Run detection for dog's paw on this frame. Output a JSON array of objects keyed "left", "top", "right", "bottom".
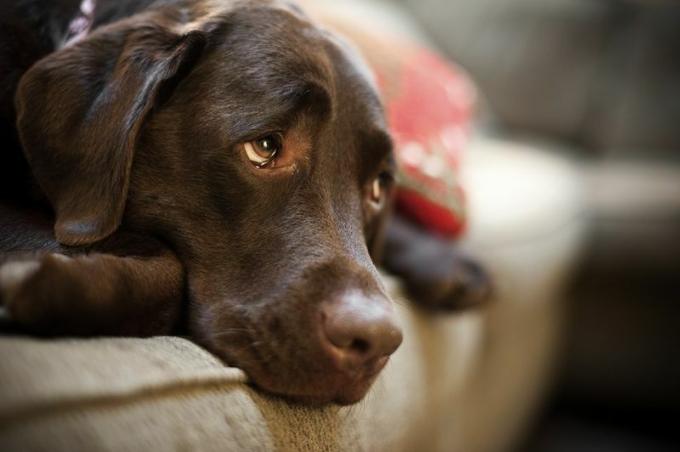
[
  {"left": 382, "top": 215, "right": 493, "bottom": 311},
  {"left": 402, "top": 253, "right": 492, "bottom": 311},
  {"left": 0, "top": 254, "right": 72, "bottom": 332}
]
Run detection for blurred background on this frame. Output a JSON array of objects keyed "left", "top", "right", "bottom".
[
  {"left": 1, "top": 1, "right": 677, "bottom": 451},
  {"left": 350, "top": 0, "right": 680, "bottom": 450}
]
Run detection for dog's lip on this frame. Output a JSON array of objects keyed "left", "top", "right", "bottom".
[
  {"left": 332, "top": 374, "right": 381, "bottom": 405},
  {"left": 236, "top": 347, "right": 389, "bottom": 405},
  {"left": 250, "top": 367, "right": 385, "bottom": 406},
  {"left": 206, "top": 315, "right": 392, "bottom": 405},
  {"left": 330, "top": 357, "right": 389, "bottom": 405}
]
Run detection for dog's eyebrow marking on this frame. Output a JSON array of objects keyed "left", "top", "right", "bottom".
[
  {"left": 227, "top": 82, "right": 327, "bottom": 142},
  {"left": 359, "top": 128, "right": 394, "bottom": 179}
]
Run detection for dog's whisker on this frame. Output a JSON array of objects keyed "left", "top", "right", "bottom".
[{"left": 211, "top": 328, "right": 253, "bottom": 339}]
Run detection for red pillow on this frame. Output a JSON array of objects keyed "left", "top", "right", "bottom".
[
  {"left": 370, "top": 38, "right": 475, "bottom": 238},
  {"left": 300, "top": 4, "right": 476, "bottom": 238}
]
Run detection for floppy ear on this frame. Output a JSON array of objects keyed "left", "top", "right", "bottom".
[{"left": 15, "top": 22, "right": 206, "bottom": 246}]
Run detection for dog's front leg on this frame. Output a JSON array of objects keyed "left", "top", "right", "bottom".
[
  {"left": 381, "top": 214, "right": 492, "bottom": 311},
  {"left": 0, "top": 241, "right": 184, "bottom": 336}
]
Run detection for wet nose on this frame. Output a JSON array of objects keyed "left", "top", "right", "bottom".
[{"left": 321, "top": 292, "right": 403, "bottom": 371}]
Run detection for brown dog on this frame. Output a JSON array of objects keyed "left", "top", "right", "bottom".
[{"left": 0, "top": 0, "right": 489, "bottom": 405}]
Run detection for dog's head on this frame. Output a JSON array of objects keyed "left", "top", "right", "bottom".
[{"left": 15, "top": 0, "right": 402, "bottom": 404}]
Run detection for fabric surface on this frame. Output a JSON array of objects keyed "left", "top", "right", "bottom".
[
  {"left": 0, "top": 2, "right": 587, "bottom": 451},
  {"left": 0, "top": 138, "right": 585, "bottom": 452},
  {"left": 374, "top": 38, "right": 475, "bottom": 238},
  {"left": 0, "top": 277, "right": 484, "bottom": 452},
  {"left": 0, "top": 336, "right": 247, "bottom": 421}
]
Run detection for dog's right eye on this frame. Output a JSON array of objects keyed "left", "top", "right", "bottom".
[
  {"left": 368, "top": 171, "right": 394, "bottom": 208},
  {"left": 244, "top": 133, "right": 282, "bottom": 168}
]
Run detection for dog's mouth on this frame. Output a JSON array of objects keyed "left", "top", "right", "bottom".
[
  {"left": 243, "top": 353, "right": 391, "bottom": 406},
  {"left": 207, "top": 325, "right": 394, "bottom": 405},
  {"left": 191, "top": 266, "right": 402, "bottom": 405}
]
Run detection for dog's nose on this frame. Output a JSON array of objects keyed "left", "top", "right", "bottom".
[{"left": 321, "top": 292, "right": 402, "bottom": 372}]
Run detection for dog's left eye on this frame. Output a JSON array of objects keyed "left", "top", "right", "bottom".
[
  {"left": 370, "top": 171, "right": 393, "bottom": 206},
  {"left": 244, "top": 133, "right": 282, "bottom": 168}
]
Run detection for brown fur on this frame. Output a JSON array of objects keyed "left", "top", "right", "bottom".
[{"left": 0, "top": 0, "right": 489, "bottom": 405}]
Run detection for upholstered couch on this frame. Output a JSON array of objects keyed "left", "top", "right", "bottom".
[
  {"left": 0, "top": 1, "right": 587, "bottom": 451},
  {"left": 396, "top": 0, "right": 680, "bottom": 421},
  {"left": 0, "top": 135, "right": 584, "bottom": 451}
]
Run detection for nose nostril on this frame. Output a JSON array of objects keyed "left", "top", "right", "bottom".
[
  {"left": 321, "top": 293, "right": 403, "bottom": 370},
  {"left": 349, "top": 338, "right": 370, "bottom": 355}
]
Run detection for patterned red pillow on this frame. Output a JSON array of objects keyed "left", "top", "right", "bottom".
[
  {"left": 293, "top": 2, "right": 475, "bottom": 238},
  {"left": 370, "top": 38, "right": 475, "bottom": 238}
]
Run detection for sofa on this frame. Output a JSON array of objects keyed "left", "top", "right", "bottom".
[
  {"left": 0, "top": 1, "right": 588, "bottom": 451},
  {"left": 0, "top": 137, "right": 585, "bottom": 452},
  {"left": 395, "top": 0, "right": 680, "bottom": 446}
]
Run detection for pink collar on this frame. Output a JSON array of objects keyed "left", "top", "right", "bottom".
[{"left": 65, "top": 0, "right": 95, "bottom": 46}]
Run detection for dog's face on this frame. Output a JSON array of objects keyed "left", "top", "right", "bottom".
[{"left": 16, "top": 0, "right": 402, "bottom": 404}]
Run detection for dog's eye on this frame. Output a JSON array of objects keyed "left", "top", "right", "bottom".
[
  {"left": 244, "top": 133, "right": 282, "bottom": 168},
  {"left": 370, "top": 171, "right": 393, "bottom": 205},
  {"left": 371, "top": 179, "right": 382, "bottom": 202}
]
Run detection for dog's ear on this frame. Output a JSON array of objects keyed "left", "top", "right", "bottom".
[{"left": 15, "top": 21, "right": 207, "bottom": 246}]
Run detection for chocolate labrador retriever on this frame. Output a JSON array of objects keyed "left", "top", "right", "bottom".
[{"left": 0, "top": 0, "right": 489, "bottom": 404}]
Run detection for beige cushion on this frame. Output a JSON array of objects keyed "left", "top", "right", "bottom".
[
  {"left": 0, "top": 282, "right": 483, "bottom": 452},
  {"left": 453, "top": 137, "right": 584, "bottom": 452},
  {"left": 0, "top": 137, "right": 585, "bottom": 452}
]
